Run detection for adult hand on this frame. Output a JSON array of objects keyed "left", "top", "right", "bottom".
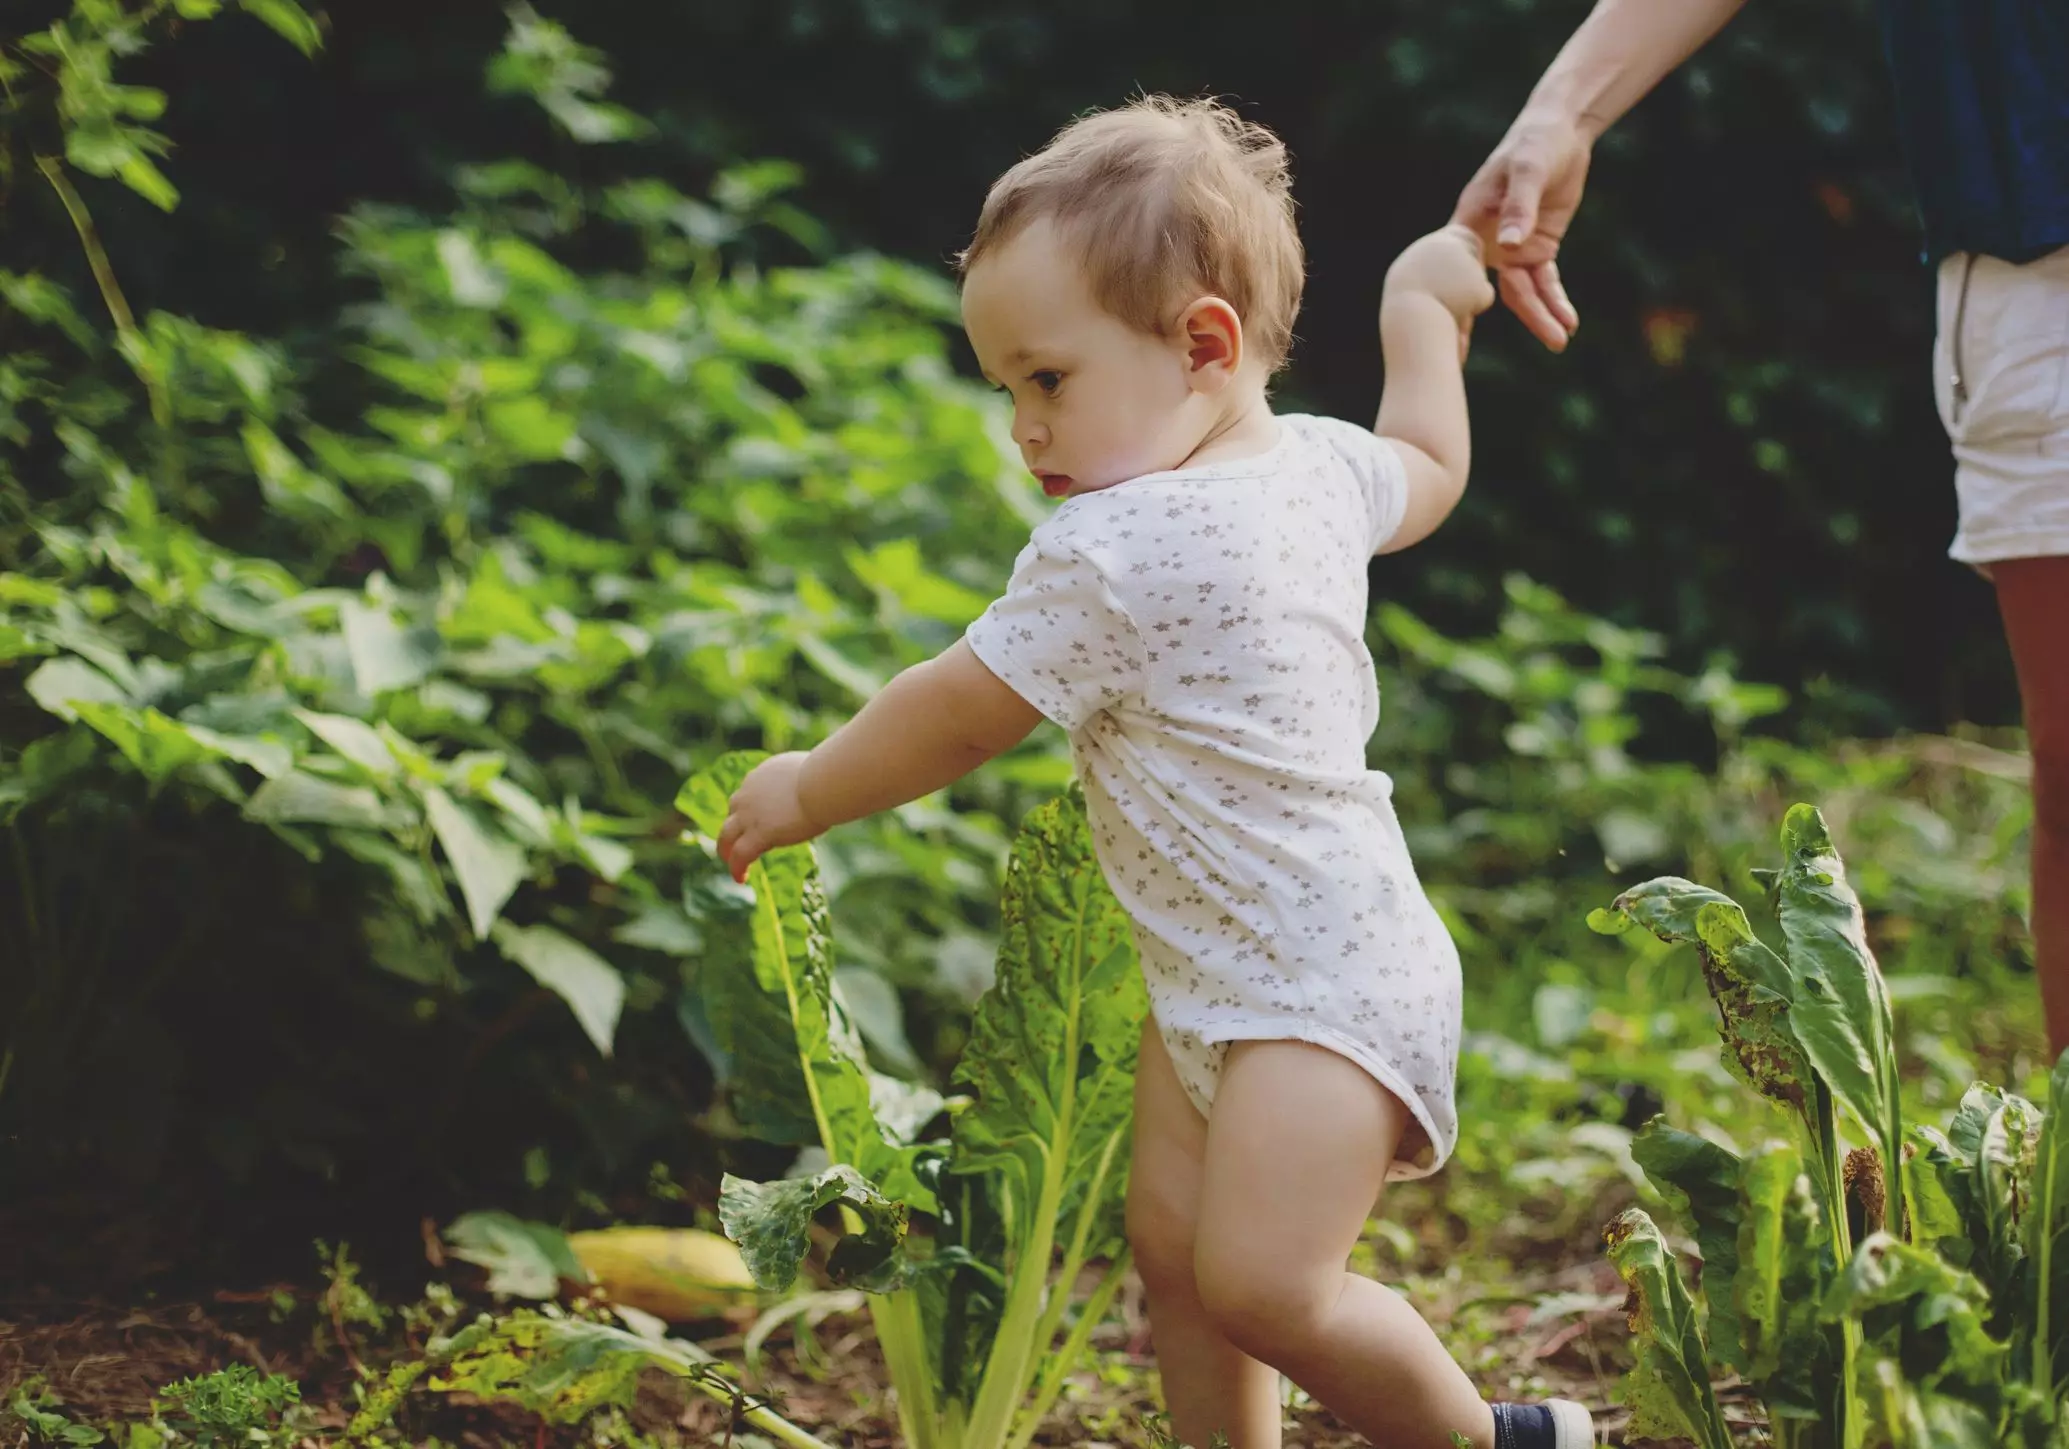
[{"left": 1452, "top": 111, "right": 1592, "bottom": 351}]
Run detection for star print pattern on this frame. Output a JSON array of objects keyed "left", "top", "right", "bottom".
[{"left": 964, "top": 414, "right": 1462, "bottom": 1181}]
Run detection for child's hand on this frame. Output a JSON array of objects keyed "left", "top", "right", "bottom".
[
  {"left": 1383, "top": 225, "right": 1497, "bottom": 359},
  {"left": 717, "top": 751, "right": 821, "bottom": 882}
]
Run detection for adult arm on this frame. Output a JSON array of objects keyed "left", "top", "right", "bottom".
[{"left": 1453, "top": 0, "right": 1752, "bottom": 349}]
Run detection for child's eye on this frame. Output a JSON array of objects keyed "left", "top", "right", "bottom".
[{"left": 1029, "top": 370, "right": 1063, "bottom": 396}]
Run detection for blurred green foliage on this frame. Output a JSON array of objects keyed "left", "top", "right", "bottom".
[{"left": 0, "top": 1, "right": 2048, "bottom": 1317}]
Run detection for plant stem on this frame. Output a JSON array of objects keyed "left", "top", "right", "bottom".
[
  {"left": 35, "top": 152, "right": 182, "bottom": 495},
  {"left": 1006, "top": 1252, "right": 1130, "bottom": 1449}
]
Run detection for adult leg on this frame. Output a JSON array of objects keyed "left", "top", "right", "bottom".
[
  {"left": 1191, "top": 1040, "right": 1495, "bottom": 1449},
  {"left": 1125, "top": 1023, "right": 1283, "bottom": 1449},
  {"left": 1996, "top": 555, "right": 2069, "bottom": 1058}
]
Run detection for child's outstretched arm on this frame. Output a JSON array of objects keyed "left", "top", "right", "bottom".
[
  {"left": 718, "top": 639, "right": 1042, "bottom": 880},
  {"left": 1372, "top": 225, "right": 1496, "bottom": 553}
]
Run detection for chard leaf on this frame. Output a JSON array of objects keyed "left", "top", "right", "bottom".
[
  {"left": 1858, "top": 1357, "right": 1999, "bottom": 1449},
  {"left": 1773, "top": 805, "right": 1907, "bottom": 1238},
  {"left": 1593, "top": 877, "right": 1810, "bottom": 1113},
  {"left": 1823, "top": 1233, "right": 2007, "bottom": 1398},
  {"left": 719, "top": 1165, "right": 908, "bottom": 1295},
  {"left": 949, "top": 790, "right": 1144, "bottom": 1221},
  {"left": 678, "top": 752, "right": 936, "bottom": 1213},
  {"left": 1603, "top": 1208, "right": 1733, "bottom": 1449},
  {"left": 1631, "top": 1118, "right": 1746, "bottom": 1372},
  {"left": 1734, "top": 1140, "right": 1833, "bottom": 1422}
]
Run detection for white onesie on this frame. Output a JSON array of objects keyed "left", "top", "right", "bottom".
[{"left": 964, "top": 413, "right": 1462, "bottom": 1179}]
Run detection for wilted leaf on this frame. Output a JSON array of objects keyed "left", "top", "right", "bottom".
[
  {"left": 1631, "top": 1119, "right": 1747, "bottom": 1371},
  {"left": 719, "top": 1164, "right": 908, "bottom": 1295},
  {"left": 1603, "top": 1209, "right": 1733, "bottom": 1449},
  {"left": 1594, "top": 877, "right": 1809, "bottom": 1113}
]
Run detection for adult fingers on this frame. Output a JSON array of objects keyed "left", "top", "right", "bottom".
[
  {"left": 1496, "top": 155, "right": 1547, "bottom": 251},
  {"left": 1498, "top": 266, "right": 1570, "bottom": 352}
]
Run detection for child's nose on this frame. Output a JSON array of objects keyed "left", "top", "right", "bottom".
[{"left": 1014, "top": 412, "right": 1050, "bottom": 451}]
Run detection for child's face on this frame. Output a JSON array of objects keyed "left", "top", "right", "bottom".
[{"left": 962, "top": 220, "right": 1207, "bottom": 499}]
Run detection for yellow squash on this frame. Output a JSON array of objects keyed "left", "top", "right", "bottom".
[{"left": 567, "top": 1226, "right": 758, "bottom": 1321}]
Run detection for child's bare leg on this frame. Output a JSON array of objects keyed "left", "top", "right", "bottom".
[
  {"left": 1126, "top": 1023, "right": 1283, "bottom": 1449},
  {"left": 1193, "top": 1040, "right": 1495, "bottom": 1449}
]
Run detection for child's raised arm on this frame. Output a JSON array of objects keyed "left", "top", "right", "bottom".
[
  {"left": 1372, "top": 225, "right": 1496, "bottom": 553},
  {"left": 717, "top": 640, "right": 1042, "bottom": 880}
]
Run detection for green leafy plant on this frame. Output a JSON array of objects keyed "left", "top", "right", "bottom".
[
  {"left": 1592, "top": 804, "right": 2069, "bottom": 1447},
  {"left": 5, "top": 1379, "right": 105, "bottom": 1447},
  {"left": 0, "top": 4, "right": 1059, "bottom": 1194},
  {"left": 154, "top": 1366, "right": 301, "bottom": 1449},
  {"left": 678, "top": 754, "right": 1144, "bottom": 1449}
]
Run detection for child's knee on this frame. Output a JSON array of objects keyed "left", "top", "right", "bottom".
[
  {"left": 1192, "top": 1234, "right": 1330, "bottom": 1362},
  {"left": 1126, "top": 1178, "right": 1199, "bottom": 1296}
]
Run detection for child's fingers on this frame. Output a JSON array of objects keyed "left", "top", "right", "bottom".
[{"left": 726, "top": 829, "right": 762, "bottom": 884}]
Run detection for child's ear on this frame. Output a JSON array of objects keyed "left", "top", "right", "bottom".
[{"left": 1177, "top": 296, "right": 1244, "bottom": 391}]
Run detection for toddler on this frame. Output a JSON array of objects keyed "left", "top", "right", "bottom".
[{"left": 720, "top": 96, "right": 1594, "bottom": 1449}]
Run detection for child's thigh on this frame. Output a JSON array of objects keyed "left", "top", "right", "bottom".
[
  {"left": 1197, "top": 1041, "right": 1411, "bottom": 1284},
  {"left": 1126, "top": 1020, "right": 1210, "bottom": 1276}
]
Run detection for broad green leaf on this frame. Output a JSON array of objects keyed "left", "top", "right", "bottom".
[
  {"left": 1592, "top": 878, "right": 1810, "bottom": 1114},
  {"left": 1733, "top": 1140, "right": 1831, "bottom": 1421},
  {"left": 24, "top": 656, "right": 127, "bottom": 722},
  {"left": 244, "top": 771, "right": 393, "bottom": 829},
  {"left": 2029, "top": 1050, "right": 2069, "bottom": 1400},
  {"left": 719, "top": 1165, "right": 909, "bottom": 1295},
  {"left": 0, "top": 623, "right": 51, "bottom": 663},
  {"left": 445, "top": 1211, "right": 587, "bottom": 1299},
  {"left": 677, "top": 753, "right": 933, "bottom": 1212},
  {"left": 294, "top": 709, "right": 395, "bottom": 776},
  {"left": 342, "top": 598, "right": 438, "bottom": 695},
  {"left": 1823, "top": 1233, "right": 2007, "bottom": 1396},
  {"left": 950, "top": 791, "right": 1145, "bottom": 1214},
  {"left": 1858, "top": 1357, "right": 1998, "bottom": 1449},
  {"left": 1631, "top": 1119, "right": 1747, "bottom": 1372},
  {"left": 172, "top": 0, "right": 224, "bottom": 16},
  {"left": 1603, "top": 1209, "right": 1733, "bottom": 1449},
  {"left": 1973, "top": 1090, "right": 2040, "bottom": 1334},
  {"left": 491, "top": 922, "right": 625, "bottom": 1057},
  {"left": 1773, "top": 805, "right": 1906, "bottom": 1236},
  {"left": 947, "top": 790, "right": 1145, "bottom": 1447},
  {"left": 426, "top": 787, "right": 527, "bottom": 938},
  {"left": 74, "top": 703, "right": 292, "bottom": 783}
]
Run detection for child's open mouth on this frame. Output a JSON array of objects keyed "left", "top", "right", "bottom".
[{"left": 1035, "top": 472, "right": 1072, "bottom": 497}]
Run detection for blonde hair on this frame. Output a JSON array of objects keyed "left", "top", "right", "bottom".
[{"left": 957, "top": 95, "right": 1305, "bottom": 374}]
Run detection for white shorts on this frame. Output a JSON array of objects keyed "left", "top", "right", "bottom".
[{"left": 1933, "top": 245, "right": 2069, "bottom": 567}]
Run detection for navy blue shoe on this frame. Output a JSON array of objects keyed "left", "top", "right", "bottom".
[{"left": 1489, "top": 1399, "right": 1594, "bottom": 1449}]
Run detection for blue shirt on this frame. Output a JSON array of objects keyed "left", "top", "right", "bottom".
[{"left": 1879, "top": 0, "right": 2069, "bottom": 263}]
